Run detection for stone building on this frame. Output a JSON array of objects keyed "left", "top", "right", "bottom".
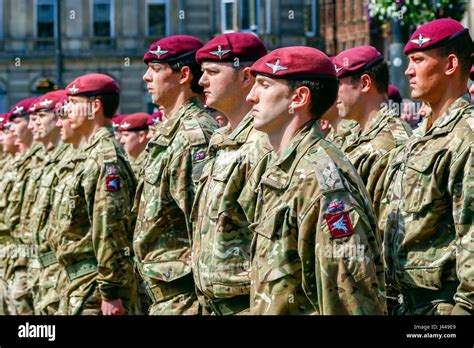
[{"left": 0, "top": 0, "right": 322, "bottom": 113}]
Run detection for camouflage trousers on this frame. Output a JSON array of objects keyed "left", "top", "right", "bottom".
[
  {"left": 8, "top": 266, "right": 34, "bottom": 315},
  {"left": 0, "top": 277, "right": 15, "bottom": 315},
  {"left": 32, "top": 263, "right": 63, "bottom": 315}
]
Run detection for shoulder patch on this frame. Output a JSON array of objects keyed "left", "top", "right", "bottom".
[
  {"left": 181, "top": 117, "right": 207, "bottom": 147},
  {"left": 310, "top": 147, "right": 345, "bottom": 193}
]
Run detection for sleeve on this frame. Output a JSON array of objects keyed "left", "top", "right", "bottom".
[
  {"left": 311, "top": 191, "right": 387, "bottom": 315},
  {"left": 451, "top": 144, "right": 474, "bottom": 315},
  {"left": 86, "top": 158, "right": 136, "bottom": 301},
  {"left": 168, "top": 144, "right": 207, "bottom": 234}
]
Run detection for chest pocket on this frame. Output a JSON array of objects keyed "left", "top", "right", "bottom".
[
  {"left": 0, "top": 177, "right": 13, "bottom": 208},
  {"left": 25, "top": 169, "right": 43, "bottom": 202},
  {"left": 251, "top": 205, "right": 301, "bottom": 284},
  {"left": 9, "top": 181, "right": 23, "bottom": 202},
  {"left": 404, "top": 149, "right": 447, "bottom": 213}
]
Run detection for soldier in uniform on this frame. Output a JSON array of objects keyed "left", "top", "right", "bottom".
[
  {"left": 118, "top": 112, "right": 151, "bottom": 178},
  {"left": 191, "top": 32, "right": 271, "bottom": 315},
  {"left": 241, "top": 47, "right": 386, "bottom": 315},
  {"left": 333, "top": 46, "right": 412, "bottom": 215},
  {"left": 3, "top": 97, "right": 44, "bottom": 315},
  {"left": 379, "top": 18, "right": 474, "bottom": 315},
  {"left": 26, "top": 91, "right": 71, "bottom": 315},
  {"left": 47, "top": 73, "right": 137, "bottom": 315},
  {"left": 0, "top": 112, "right": 18, "bottom": 315},
  {"left": 321, "top": 102, "right": 359, "bottom": 149},
  {"left": 134, "top": 35, "right": 218, "bottom": 315}
]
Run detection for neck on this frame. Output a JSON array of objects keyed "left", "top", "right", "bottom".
[
  {"left": 42, "top": 130, "right": 61, "bottom": 150},
  {"left": 21, "top": 139, "right": 33, "bottom": 154},
  {"left": 329, "top": 116, "right": 343, "bottom": 132},
  {"left": 161, "top": 90, "right": 196, "bottom": 119},
  {"left": 270, "top": 115, "right": 310, "bottom": 156},
  {"left": 223, "top": 101, "right": 251, "bottom": 130},
  {"left": 356, "top": 94, "right": 387, "bottom": 132},
  {"left": 428, "top": 87, "right": 467, "bottom": 127},
  {"left": 80, "top": 118, "right": 107, "bottom": 147}
]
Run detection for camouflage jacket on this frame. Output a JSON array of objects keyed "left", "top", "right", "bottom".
[
  {"left": 191, "top": 112, "right": 273, "bottom": 299},
  {"left": 379, "top": 97, "right": 474, "bottom": 315},
  {"left": 130, "top": 150, "right": 147, "bottom": 180},
  {"left": 242, "top": 121, "right": 386, "bottom": 315},
  {"left": 342, "top": 107, "right": 412, "bottom": 213},
  {"left": 48, "top": 126, "right": 137, "bottom": 301},
  {"left": 29, "top": 143, "right": 71, "bottom": 258},
  {"left": 4, "top": 143, "right": 45, "bottom": 244},
  {"left": 0, "top": 153, "right": 20, "bottom": 234},
  {"left": 133, "top": 98, "right": 218, "bottom": 287},
  {"left": 325, "top": 119, "right": 359, "bottom": 149}
]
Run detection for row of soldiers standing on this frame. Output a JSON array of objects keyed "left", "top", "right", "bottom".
[{"left": 0, "top": 17, "right": 472, "bottom": 316}]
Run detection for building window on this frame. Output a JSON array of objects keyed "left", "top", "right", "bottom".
[
  {"left": 36, "top": 0, "right": 55, "bottom": 49},
  {"left": 92, "top": 0, "right": 114, "bottom": 47},
  {"left": 221, "top": 0, "right": 235, "bottom": 33},
  {"left": 146, "top": 0, "right": 169, "bottom": 38},
  {"left": 241, "top": 0, "right": 259, "bottom": 32},
  {"left": 304, "top": 0, "right": 316, "bottom": 36}
]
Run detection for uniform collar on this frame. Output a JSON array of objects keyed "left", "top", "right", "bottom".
[
  {"left": 155, "top": 97, "right": 201, "bottom": 139},
  {"left": 417, "top": 96, "right": 471, "bottom": 137},
  {"left": 209, "top": 111, "right": 254, "bottom": 149},
  {"left": 261, "top": 121, "right": 323, "bottom": 190},
  {"left": 82, "top": 125, "right": 114, "bottom": 152},
  {"left": 360, "top": 105, "right": 394, "bottom": 139},
  {"left": 18, "top": 142, "right": 44, "bottom": 166}
]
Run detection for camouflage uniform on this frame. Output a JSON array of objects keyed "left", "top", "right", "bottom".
[
  {"left": 130, "top": 150, "right": 147, "bottom": 180},
  {"left": 0, "top": 153, "right": 19, "bottom": 315},
  {"left": 342, "top": 106, "right": 412, "bottom": 215},
  {"left": 3, "top": 143, "right": 44, "bottom": 315},
  {"left": 241, "top": 121, "right": 387, "bottom": 315},
  {"left": 47, "top": 126, "right": 137, "bottom": 315},
  {"left": 28, "top": 143, "right": 71, "bottom": 315},
  {"left": 379, "top": 96, "right": 474, "bottom": 315},
  {"left": 133, "top": 97, "right": 218, "bottom": 315},
  {"left": 191, "top": 112, "right": 273, "bottom": 315},
  {"left": 325, "top": 119, "right": 359, "bottom": 149}
]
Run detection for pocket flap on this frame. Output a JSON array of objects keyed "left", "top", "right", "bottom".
[
  {"left": 252, "top": 205, "right": 288, "bottom": 240},
  {"left": 406, "top": 149, "right": 447, "bottom": 173},
  {"left": 142, "top": 260, "right": 192, "bottom": 283},
  {"left": 259, "top": 260, "right": 301, "bottom": 283}
]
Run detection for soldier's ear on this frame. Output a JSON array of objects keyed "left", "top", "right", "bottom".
[
  {"left": 445, "top": 53, "right": 459, "bottom": 76},
  {"left": 241, "top": 67, "right": 254, "bottom": 89},
  {"left": 179, "top": 66, "right": 192, "bottom": 85},
  {"left": 360, "top": 74, "right": 372, "bottom": 92}
]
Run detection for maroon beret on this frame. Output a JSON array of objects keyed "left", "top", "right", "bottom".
[
  {"left": 9, "top": 97, "right": 37, "bottom": 118},
  {"left": 53, "top": 95, "right": 69, "bottom": 114},
  {"left": 0, "top": 112, "right": 9, "bottom": 131},
  {"left": 250, "top": 46, "right": 336, "bottom": 80},
  {"left": 403, "top": 18, "right": 469, "bottom": 55},
  {"left": 196, "top": 32, "right": 267, "bottom": 64},
  {"left": 470, "top": 67, "right": 474, "bottom": 81},
  {"left": 149, "top": 111, "right": 163, "bottom": 124},
  {"left": 66, "top": 73, "right": 120, "bottom": 96},
  {"left": 143, "top": 35, "right": 203, "bottom": 64},
  {"left": 34, "top": 90, "right": 68, "bottom": 112},
  {"left": 118, "top": 113, "right": 151, "bottom": 132},
  {"left": 388, "top": 84, "right": 402, "bottom": 103},
  {"left": 112, "top": 114, "right": 127, "bottom": 128},
  {"left": 333, "top": 45, "right": 383, "bottom": 78}
]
